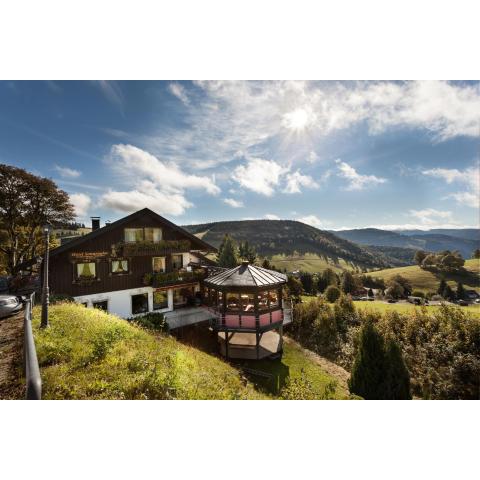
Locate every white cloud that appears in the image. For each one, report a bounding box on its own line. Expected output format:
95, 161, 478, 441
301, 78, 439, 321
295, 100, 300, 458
223, 198, 244, 208
141, 81, 480, 172
307, 151, 319, 163
265, 214, 280, 220
70, 193, 91, 217
232, 157, 287, 196
54, 165, 81, 178
168, 83, 190, 105
101, 144, 220, 215
423, 165, 479, 208
284, 171, 319, 194
408, 208, 453, 226
335, 159, 387, 190
297, 214, 323, 228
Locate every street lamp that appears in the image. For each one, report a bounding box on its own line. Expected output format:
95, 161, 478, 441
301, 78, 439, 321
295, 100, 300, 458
41, 224, 51, 328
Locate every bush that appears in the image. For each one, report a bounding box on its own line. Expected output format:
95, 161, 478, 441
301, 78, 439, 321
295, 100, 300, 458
325, 285, 341, 303
411, 290, 425, 298
129, 312, 169, 332
49, 294, 75, 304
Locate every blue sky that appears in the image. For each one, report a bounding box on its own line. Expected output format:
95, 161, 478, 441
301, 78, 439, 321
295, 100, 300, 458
0, 80, 478, 230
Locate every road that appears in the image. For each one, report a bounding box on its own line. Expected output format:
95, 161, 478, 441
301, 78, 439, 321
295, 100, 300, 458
0, 311, 24, 399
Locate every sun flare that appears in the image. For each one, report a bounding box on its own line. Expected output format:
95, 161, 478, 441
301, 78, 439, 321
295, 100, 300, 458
282, 107, 315, 132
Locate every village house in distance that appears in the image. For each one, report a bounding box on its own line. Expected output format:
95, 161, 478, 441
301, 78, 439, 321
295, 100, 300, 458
47, 208, 292, 359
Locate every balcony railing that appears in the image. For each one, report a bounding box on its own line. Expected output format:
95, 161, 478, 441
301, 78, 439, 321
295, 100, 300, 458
143, 269, 205, 288
116, 240, 191, 256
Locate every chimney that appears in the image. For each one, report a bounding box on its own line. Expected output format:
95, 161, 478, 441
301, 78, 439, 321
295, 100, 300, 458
91, 217, 100, 231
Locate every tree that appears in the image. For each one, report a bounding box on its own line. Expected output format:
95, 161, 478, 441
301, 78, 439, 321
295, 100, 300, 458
216, 234, 238, 268
437, 278, 447, 296
440, 252, 465, 271
300, 272, 315, 295
414, 250, 428, 266
443, 284, 456, 302
324, 285, 341, 303
384, 338, 411, 400
472, 249, 480, 259
422, 254, 437, 269
287, 275, 303, 301
0, 164, 74, 274
341, 271, 357, 295
390, 274, 412, 296
238, 240, 257, 264
261, 258, 271, 269
456, 282, 466, 300
367, 288, 374, 298
385, 281, 404, 299
348, 321, 387, 399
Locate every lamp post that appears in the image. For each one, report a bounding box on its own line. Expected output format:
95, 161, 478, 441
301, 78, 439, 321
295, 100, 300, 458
41, 224, 51, 329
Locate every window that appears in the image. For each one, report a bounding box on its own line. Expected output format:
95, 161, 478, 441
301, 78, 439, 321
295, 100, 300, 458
132, 293, 149, 315
153, 291, 168, 310
172, 254, 183, 270
217, 291, 223, 310
241, 293, 255, 312
173, 287, 194, 307
111, 259, 128, 274
145, 228, 162, 242
152, 256, 166, 273
226, 292, 240, 311
269, 290, 279, 307
76, 262, 96, 279
124, 228, 144, 243
258, 291, 269, 310
93, 300, 108, 311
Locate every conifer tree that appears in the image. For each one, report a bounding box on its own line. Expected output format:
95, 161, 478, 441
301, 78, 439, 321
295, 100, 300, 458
341, 271, 356, 294
384, 338, 411, 399
456, 282, 465, 300
437, 278, 447, 296
348, 321, 387, 399
217, 234, 238, 268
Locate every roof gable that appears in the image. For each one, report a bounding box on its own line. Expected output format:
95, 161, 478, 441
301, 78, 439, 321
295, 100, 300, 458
50, 208, 216, 257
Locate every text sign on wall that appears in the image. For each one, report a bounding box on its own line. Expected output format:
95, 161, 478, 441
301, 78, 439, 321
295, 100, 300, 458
70, 251, 109, 261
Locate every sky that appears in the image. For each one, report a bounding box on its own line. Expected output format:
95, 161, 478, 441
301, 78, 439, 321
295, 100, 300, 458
0, 80, 478, 231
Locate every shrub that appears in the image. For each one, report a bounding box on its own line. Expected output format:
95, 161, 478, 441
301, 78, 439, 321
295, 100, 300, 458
129, 312, 169, 332
49, 294, 75, 304
411, 290, 425, 299
325, 285, 341, 303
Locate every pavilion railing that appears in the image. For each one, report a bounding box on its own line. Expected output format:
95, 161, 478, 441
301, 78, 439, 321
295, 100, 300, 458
23, 292, 42, 400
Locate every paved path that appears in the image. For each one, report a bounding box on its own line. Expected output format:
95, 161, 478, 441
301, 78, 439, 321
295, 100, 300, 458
0, 311, 24, 399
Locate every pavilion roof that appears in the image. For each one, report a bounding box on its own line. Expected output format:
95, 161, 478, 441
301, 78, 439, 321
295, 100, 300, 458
204, 262, 287, 288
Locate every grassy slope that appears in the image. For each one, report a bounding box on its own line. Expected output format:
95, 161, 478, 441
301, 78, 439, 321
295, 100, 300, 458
32, 303, 346, 400
368, 258, 480, 293
268, 253, 356, 274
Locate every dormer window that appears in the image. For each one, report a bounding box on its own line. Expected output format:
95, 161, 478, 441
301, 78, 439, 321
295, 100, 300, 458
124, 227, 162, 243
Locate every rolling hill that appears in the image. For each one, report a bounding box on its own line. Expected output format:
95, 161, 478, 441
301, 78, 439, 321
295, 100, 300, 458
366, 258, 480, 294
334, 228, 479, 259
184, 220, 390, 272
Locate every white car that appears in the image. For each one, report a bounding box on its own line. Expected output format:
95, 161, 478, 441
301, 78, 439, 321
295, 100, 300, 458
0, 295, 22, 319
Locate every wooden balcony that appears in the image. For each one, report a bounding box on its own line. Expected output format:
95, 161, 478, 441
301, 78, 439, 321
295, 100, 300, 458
143, 269, 206, 288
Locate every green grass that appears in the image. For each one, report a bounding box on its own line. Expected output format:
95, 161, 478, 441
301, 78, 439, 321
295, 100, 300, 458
367, 258, 480, 294
32, 303, 348, 400
268, 253, 358, 274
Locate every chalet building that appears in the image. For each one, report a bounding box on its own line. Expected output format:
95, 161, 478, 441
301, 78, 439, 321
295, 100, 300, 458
48, 208, 217, 319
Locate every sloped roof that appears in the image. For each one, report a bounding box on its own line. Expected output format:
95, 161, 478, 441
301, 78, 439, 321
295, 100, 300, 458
50, 208, 216, 257
204, 262, 287, 288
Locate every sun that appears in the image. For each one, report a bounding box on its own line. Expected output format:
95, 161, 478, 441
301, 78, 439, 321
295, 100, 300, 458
282, 107, 315, 132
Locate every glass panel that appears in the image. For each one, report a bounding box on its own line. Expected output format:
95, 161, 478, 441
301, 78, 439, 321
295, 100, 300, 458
172, 254, 183, 270
145, 228, 162, 242
124, 228, 144, 243
153, 291, 168, 310
173, 287, 194, 307
241, 293, 255, 312
217, 291, 223, 311
112, 259, 128, 274
258, 290, 269, 310
77, 262, 96, 278
269, 290, 279, 307
226, 292, 240, 311
152, 257, 166, 273
132, 293, 149, 315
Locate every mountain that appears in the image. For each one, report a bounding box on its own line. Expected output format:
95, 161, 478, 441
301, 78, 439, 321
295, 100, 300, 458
396, 228, 480, 241
333, 228, 479, 259
184, 220, 391, 271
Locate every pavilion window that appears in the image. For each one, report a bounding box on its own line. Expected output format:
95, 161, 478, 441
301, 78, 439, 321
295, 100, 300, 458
152, 256, 166, 273
76, 262, 96, 279
226, 292, 240, 311
258, 290, 269, 310
111, 259, 129, 274
268, 290, 279, 307
217, 291, 223, 311
241, 293, 255, 312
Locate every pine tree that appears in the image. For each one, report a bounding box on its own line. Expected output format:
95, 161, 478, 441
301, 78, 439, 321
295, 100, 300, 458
384, 338, 411, 399
437, 278, 447, 296
341, 271, 356, 294
348, 321, 387, 399
456, 282, 465, 300
443, 284, 456, 301
217, 234, 238, 268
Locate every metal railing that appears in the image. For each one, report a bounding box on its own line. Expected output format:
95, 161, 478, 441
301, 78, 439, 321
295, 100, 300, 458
23, 292, 42, 400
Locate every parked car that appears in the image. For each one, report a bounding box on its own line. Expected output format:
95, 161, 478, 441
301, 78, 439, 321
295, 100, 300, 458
475, 298, 480, 304
0, 294, 22, 318
387, 299, 397, 303
456, 299, 468, 306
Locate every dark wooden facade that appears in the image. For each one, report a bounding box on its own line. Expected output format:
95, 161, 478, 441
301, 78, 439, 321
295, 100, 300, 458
48, 208, 215, 297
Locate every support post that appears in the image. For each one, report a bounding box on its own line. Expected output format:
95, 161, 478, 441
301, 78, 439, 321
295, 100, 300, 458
41, 224, 51, 329
225, 329, 229, 359
256, 331, 260, 360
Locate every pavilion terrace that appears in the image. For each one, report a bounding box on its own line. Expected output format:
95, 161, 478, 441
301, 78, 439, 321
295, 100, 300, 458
203, 261, 291, 360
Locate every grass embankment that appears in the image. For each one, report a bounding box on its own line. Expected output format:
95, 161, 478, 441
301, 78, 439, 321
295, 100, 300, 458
368, 258, 480, 294
33, 303, 346, 400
